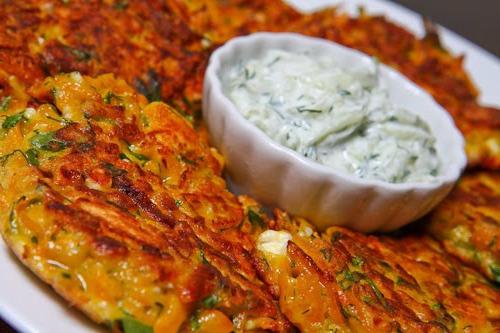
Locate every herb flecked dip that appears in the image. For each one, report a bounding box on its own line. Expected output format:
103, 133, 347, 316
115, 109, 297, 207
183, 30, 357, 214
224, 49, 440, 183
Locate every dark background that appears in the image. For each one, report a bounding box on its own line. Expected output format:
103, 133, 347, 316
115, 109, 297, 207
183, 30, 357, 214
392, 0, 500, 57
1, 2, 499, 333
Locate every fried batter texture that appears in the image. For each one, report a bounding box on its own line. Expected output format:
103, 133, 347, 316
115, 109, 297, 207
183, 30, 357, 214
0, 0, 208, 112
0, 73, 291, 332
257, 212, 499, 332
427, 172, 500, 283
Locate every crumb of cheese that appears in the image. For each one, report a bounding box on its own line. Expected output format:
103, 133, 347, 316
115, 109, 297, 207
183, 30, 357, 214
257, 230, 292, 256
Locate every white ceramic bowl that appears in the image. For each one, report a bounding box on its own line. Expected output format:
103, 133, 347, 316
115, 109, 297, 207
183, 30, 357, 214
203, 32, 466, 232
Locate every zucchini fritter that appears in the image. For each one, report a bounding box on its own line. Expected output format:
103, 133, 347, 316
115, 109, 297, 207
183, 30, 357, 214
428, 172, 500, 283
165, 0, 302, 44
256, 212, 500, 332
0, 0, 208, 112
0, 73, 291, 332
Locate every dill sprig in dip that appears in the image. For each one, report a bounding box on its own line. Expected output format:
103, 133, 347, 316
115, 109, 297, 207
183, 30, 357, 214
223, 49, 440, 184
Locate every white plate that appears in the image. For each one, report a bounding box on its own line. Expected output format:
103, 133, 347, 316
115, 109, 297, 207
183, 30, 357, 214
1, 1, 499, 332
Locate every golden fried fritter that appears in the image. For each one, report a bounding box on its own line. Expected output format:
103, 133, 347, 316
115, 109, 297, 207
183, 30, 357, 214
0, 0, 208, 113
0, 73, 291, 332
165, 0, 302, 43
427, 172, 500, 283
256, 212, 500, 332
452, 104, 500, 170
